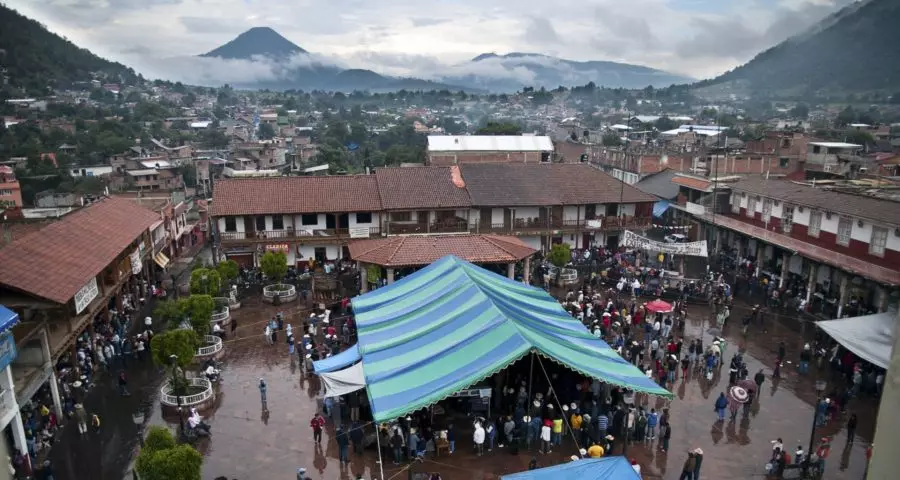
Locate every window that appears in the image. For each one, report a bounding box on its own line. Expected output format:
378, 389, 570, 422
837, 217, 852, 246
391, 211, 412, 222
356, 212, 373, 224
731, 194, 740, 214
812, 145, 821, 154
762, 199, 772, 223
870, 226, 888, 256
0, 189, 13, 196
782, 205, 793, 233
301, 214, 318, 226
255, 216, 266, 231
272, 215, 284, 230
224, 217, 236, 232
808, 211, 822, 237
746, 196, 756, 218
779, 157, 790, 168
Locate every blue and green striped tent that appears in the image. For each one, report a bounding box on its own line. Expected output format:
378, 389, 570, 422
353, 255, 672, 422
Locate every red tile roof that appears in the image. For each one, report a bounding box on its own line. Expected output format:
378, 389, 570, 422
459, 163, 657, 206
375, 166, 471, 210
0, 197, 159, 304
348, 234, 537, 267
211, 175, 382, 216
671, 176, 712, 191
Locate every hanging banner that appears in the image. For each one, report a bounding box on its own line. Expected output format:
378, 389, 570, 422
130, 248, 143, 275
622, 230, 709, 257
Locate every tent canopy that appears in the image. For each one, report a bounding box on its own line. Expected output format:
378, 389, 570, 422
816, 312, 896, 369
313, 343, 361, 374
351, 255, 671, 423
501, 456, 641, 480
0, 305, 19, 333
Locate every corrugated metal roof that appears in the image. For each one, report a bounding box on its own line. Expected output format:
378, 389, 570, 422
127, 169, 159, 176
427, 135, 553, 152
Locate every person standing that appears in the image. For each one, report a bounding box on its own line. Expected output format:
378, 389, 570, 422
693, 447, 704, 480
646, 408, 658, 441
754, 369, 766, 402
540, 421, 552, 454
335, 427, 349, 464
258, 378, 267, 406
391, 429, 404, 465
660, 420, 671, 452
447, 424, 456, 455
349, 422, 363, 454
846, 414, 857, 447
310, 413, 325, 444
714, 393, 728, 421
117, 371, 130, 396
473, 423, 485, 456
679, 452, 696, 480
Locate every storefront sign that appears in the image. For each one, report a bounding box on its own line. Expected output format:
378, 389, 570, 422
349, 227, 370, 238
0, 332, 17, 371
74, 277, 99, 314
130, 248, 143, 275
265, 244, 289, 253
622, 230, 708, 257
586, 220, 603, 229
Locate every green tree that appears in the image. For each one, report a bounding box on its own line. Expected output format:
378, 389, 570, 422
258, 122, 276, 140
547, 243, 572, 269
653, 117, 677, 132
150, 329, 200, 369
844, 130, 875, 147
789, 103, 810, 119
260, 250, 288, 284
475, 121, 522, 136
602, 132, 622, 147
216, 260, 240, 284
136, 427, 202, 480
189, 268, 222, 296
153, 300, 185, 330
179, 295, 215, 336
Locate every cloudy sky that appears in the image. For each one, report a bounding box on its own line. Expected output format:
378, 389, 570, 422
10, 0, 854, 83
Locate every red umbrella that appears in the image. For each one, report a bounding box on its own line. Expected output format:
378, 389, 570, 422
645, 299, 673, 313
729, 386, 750, 404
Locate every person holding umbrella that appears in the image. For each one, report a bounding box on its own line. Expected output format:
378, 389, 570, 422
728, 386, 750, 420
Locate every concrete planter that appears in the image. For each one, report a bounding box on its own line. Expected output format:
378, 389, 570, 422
262, 284, 297, 304
210, 306, 231, 327
193, 335, 225, 362
159, 377, 216, 412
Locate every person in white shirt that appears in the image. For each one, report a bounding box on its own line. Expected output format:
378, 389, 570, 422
212, 322, 224, 339
473, 424, 485, 456
264, 325, 273, 344
135, 339, 145, 361
540, 422, 552, 454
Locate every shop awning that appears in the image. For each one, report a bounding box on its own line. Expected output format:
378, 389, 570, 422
154, 251, 170, 269
501, 456, 641, 480
0, 305, 20, 333
313, 343, 362, 374
817, 312, 896, 369
320, 362, 366, 398
348, 255, 671, 423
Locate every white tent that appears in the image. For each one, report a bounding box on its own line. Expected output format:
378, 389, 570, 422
816, 312, 896, 369
319, 361, 366, 398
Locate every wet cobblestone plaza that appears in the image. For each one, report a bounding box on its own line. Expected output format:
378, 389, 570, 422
175, 294, 877, 480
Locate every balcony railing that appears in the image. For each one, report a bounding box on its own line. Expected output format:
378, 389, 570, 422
219, 227, 381, 242
482, 216, 652, 233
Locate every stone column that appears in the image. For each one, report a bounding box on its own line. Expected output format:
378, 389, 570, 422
805, 263, 818, 305
524, 257, 532, 285
836, 276, 850, 318
779, 252, 789, 288
358, 262, 368, 294
507, 262, 515, 280
867, 308, 900, 480
386, 268, 395, 285
42, 329, 63, 418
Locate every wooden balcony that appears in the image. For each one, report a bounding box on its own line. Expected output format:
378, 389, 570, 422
480, 216, 652, 234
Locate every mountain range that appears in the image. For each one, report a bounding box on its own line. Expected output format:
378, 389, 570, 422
2, 1, 898, 96
696, 0, 900, 96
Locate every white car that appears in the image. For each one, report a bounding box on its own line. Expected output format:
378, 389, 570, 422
664, 233, 688, 243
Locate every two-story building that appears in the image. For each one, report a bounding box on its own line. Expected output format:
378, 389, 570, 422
806, 142, 863, 175
689, 177, 900, 316
0, 198, 159, 457
0, 166, 23, 209
211, 163, 656, 268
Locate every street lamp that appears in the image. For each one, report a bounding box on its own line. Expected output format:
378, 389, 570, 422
132, 411, 145, 447
804, 380, 827, 475
169, 354, 185, 439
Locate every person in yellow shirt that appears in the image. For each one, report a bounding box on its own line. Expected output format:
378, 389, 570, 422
587, 442, 605, 458
570, 411, 583, 431
552, 417, 563, 447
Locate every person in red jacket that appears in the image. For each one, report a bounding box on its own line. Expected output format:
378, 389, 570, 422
310, 412, 326, 444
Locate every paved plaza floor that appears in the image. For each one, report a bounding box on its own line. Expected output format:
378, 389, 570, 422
45, 284, 879, 480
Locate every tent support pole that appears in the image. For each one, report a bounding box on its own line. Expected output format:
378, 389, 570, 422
527, 350, 534, 450
375, 425, 385, 480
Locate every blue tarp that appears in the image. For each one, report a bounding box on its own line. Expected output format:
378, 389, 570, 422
0, 305, 19, 333
652, 200, 671, 218
313, 343, 362, 374
501, 456, 641, 480
348, 256, 671, 422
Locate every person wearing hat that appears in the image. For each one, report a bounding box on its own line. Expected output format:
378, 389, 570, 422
539, 420, 552, 454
